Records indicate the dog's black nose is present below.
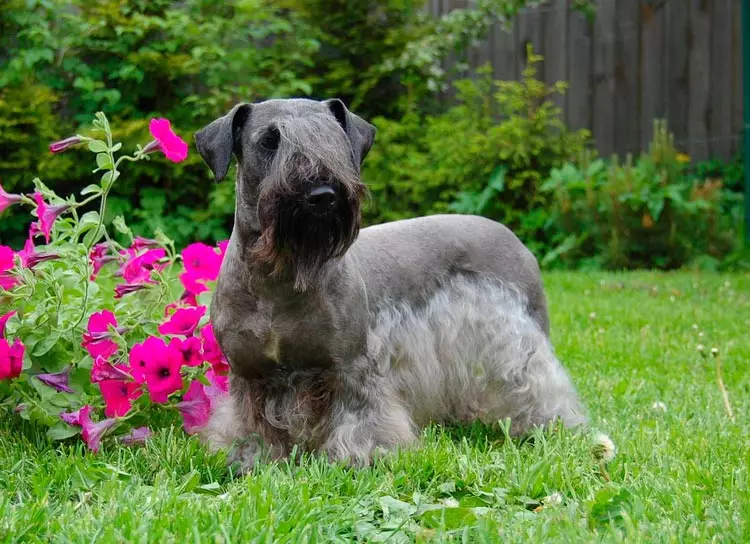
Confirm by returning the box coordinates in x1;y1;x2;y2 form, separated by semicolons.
306;185;337;213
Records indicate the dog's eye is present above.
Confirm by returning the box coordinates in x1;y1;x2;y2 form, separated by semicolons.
258;127;280;152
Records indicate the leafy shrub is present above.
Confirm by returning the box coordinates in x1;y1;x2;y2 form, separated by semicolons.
0;113;229;450
363;49;590;256
688;154;744;194
0;0;319;248
541;120;742;270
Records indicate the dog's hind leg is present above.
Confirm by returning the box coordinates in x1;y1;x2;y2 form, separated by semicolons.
476;314;588;436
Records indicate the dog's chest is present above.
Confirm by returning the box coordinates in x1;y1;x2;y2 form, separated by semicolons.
256;316;339;370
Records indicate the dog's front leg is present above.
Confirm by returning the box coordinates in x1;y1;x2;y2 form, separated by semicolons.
322;365;417;465
203;375;290;473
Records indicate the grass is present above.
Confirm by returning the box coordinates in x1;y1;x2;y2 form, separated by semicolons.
1;271;749;543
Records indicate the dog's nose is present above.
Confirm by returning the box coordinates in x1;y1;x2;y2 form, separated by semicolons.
306;185;337;213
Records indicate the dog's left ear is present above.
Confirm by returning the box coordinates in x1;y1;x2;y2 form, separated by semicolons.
194;103;252;182
324;98;376;167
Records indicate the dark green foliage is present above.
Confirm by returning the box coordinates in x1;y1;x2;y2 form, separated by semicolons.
362;51;590;257
541;121;743;271
0;0;543;248
0;0;318;248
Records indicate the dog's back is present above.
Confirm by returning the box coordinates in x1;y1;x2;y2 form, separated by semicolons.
350;214;550;335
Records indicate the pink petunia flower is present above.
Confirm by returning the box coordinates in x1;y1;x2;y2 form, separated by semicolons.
90;355;131;383
204;368;229;400
81;310;121;360
32;192;70;243
0;245;19;291
60;406;86;426
177;380;211;434
181;243;223;282
119;426;152;446
99;379;142;417
130;336;183;402
217;239;229;259
200;323;229;375
121;248;166;284
180;291;199;307
177;369;229;434
89;243;116;280
0;310;16;338
18;237;59;269
128;338;158;384
0;182;23;214
35;365;73;393
147;119;188;163
143;342;184;403
169;336;203;367
79;405;117;453
131;237;160;251
0;338;24;380
49;135;83;153
158;306;206;337
114;282;150;298
179;270;209;301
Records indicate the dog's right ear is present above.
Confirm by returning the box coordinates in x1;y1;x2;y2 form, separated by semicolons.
194;103;252;182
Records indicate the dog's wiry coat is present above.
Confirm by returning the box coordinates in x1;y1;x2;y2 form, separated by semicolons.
194;98;587;470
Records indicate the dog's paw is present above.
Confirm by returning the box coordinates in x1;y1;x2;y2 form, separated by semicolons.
227;434;287;474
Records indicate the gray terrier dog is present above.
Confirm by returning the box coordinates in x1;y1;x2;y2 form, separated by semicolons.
194;98;587;471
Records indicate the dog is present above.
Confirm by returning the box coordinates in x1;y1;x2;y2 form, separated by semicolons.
194;98;587;471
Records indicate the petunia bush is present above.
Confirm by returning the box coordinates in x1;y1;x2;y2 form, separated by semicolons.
0;112;229;451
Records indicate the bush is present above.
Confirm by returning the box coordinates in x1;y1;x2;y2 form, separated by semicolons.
362;49;591;256
0;0;319;248
541;120;742;270
0;113;229;450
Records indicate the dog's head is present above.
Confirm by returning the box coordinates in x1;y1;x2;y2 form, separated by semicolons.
194;98;374;289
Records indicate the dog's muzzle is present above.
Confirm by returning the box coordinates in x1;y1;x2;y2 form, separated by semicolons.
305;184;339;215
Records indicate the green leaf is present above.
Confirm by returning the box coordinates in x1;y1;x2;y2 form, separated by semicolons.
588;486;633;529
111;142;122;152
96;153;113;170
83;227;104;248
80;184;102;196
112;215;133;238
31;329;62;357
176;470;202;495
47;423;80;441
647;198;665;222
196;482;223;495
419;507;479;529
78;211;101;227
487;165;506;191
101;170;120;190
88;140;108;153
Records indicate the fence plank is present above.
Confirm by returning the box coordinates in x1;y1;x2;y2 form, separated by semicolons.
592;0;616;156
731;0;744;155
640;0;666;151
426;0;742;160
566;6;592;132
544;0;568;112
490;22;518;82
665;0;691;151
687;0;711;161
516;5;545;76
710;0;734;159
614;0;640;155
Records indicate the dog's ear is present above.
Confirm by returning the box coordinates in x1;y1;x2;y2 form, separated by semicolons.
324;98;376;167
194;103;252;182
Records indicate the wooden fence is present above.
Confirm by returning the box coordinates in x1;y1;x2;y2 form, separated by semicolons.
428;0;744;161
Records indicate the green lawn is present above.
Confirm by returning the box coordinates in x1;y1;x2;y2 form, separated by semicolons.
2;272;749;542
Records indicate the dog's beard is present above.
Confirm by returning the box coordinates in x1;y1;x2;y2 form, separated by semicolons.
253;183;365;291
